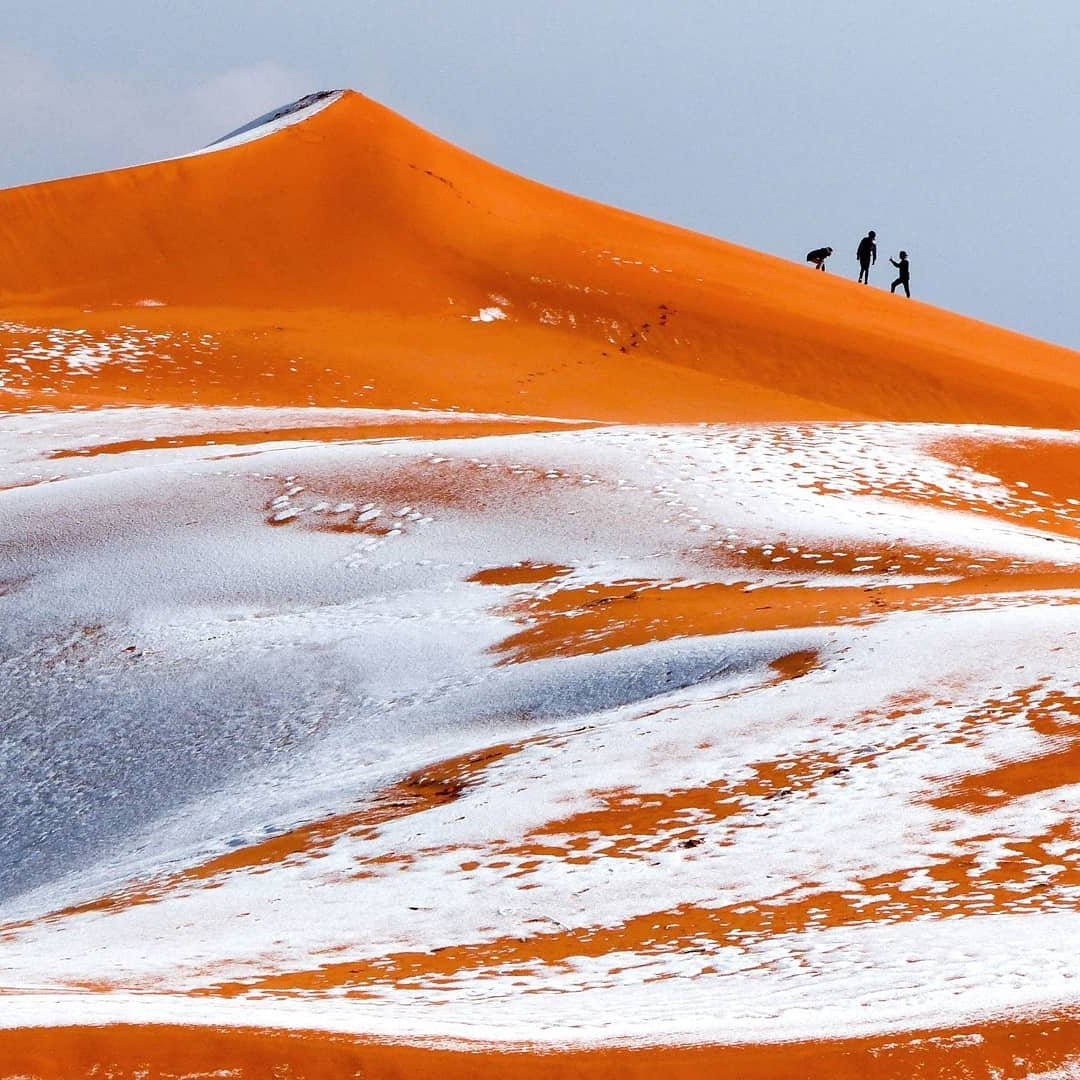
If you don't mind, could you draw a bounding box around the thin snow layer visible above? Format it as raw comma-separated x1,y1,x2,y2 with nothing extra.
3,410,1080,1046
0,322,223,387
187,91,345,158
6,608,1080,1046
1029,1062,1080,1080
0,404,587,475
3,912,1080,1047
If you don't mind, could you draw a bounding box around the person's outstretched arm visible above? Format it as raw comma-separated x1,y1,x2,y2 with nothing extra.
890,257,900,268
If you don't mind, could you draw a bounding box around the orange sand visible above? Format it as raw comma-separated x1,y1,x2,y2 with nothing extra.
489,568,1080,662
6,89,1080,1075
2,91,1079,426
5,1013,1080,1080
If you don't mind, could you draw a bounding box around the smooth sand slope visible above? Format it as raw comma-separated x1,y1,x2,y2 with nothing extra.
1,89,1079,424
3,91,1080,1078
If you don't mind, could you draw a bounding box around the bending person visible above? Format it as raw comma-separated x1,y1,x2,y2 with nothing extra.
806,246,833,271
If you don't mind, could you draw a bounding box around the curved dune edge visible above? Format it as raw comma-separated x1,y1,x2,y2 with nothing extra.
5,413,1080,1051
3,1014,1080,1079
6,741,520,928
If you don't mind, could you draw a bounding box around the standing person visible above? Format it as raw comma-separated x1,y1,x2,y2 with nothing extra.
890,251,911,297
856,230,877,284
806,246,833,271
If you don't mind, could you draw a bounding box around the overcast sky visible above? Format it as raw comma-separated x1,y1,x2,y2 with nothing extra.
3,2,1079,349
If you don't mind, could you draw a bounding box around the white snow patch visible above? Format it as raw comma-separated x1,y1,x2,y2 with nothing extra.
185,91,346,159
467,307,508,324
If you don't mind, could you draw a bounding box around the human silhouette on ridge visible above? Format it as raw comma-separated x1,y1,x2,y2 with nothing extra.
806,246,833,271
890,251,911,297
856,230,877,284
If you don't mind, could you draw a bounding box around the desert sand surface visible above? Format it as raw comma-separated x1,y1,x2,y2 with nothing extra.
3,90,1080,1078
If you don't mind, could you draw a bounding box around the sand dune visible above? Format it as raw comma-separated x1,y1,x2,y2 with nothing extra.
3,89,1080,425
3,91,1080,1078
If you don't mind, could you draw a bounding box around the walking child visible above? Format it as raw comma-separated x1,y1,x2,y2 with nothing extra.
890,251,910,297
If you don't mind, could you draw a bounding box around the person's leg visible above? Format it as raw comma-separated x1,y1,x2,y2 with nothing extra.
891,278,900,293
903,280,910,297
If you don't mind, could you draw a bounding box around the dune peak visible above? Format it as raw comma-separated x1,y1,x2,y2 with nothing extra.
199,88,346,155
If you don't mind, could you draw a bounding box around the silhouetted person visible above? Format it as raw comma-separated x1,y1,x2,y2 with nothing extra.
857,230,877,284
806,246,833,271
890,251,910,297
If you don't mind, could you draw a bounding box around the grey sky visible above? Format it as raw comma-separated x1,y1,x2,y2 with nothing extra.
3,2,1079,349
